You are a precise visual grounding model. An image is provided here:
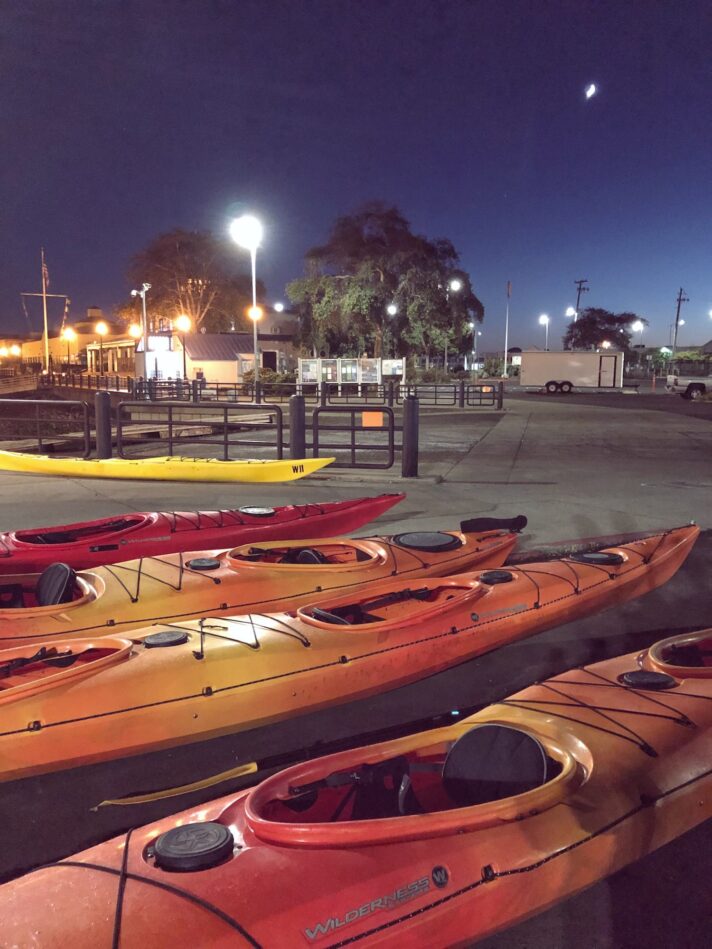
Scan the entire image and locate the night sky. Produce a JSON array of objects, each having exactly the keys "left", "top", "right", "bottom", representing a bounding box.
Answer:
[{"left": 2, "top": 0, "right": 711, "bottom": 350}]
